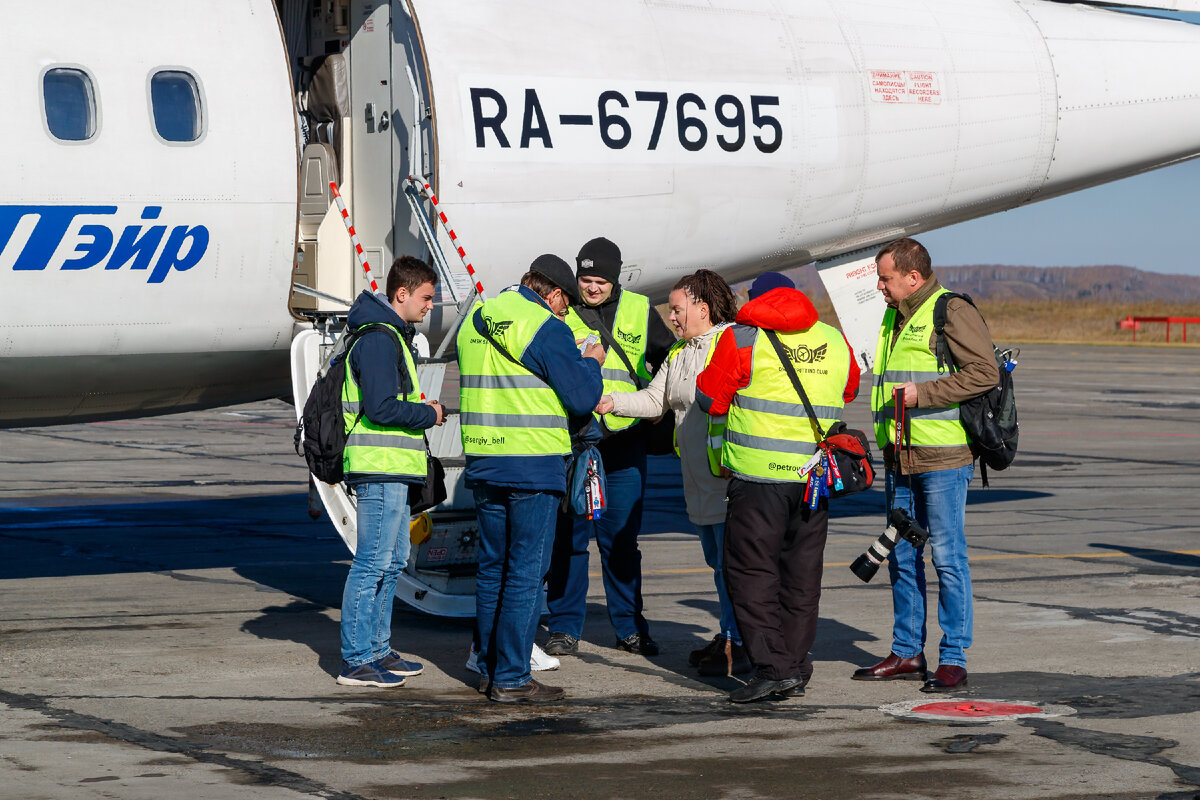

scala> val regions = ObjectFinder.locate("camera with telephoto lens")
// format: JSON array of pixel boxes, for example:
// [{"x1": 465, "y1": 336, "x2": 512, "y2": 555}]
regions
[{"x1": 849, "y1": 508, "x2": 930, "y2": 583}]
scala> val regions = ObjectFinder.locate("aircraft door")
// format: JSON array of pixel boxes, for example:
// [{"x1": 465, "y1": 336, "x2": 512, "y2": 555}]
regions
[
  {"x1": 343, "y1": 2, "x2": 396, "y2": 297},
  {"x1": 390, "y1": 1, "x2": 435, "y2": 274}
]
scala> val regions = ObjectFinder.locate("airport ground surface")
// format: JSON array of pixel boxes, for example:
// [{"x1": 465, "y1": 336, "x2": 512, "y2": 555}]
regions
[{"x1": 1, "y1": 343, "x2": 1198, "y2": 800}]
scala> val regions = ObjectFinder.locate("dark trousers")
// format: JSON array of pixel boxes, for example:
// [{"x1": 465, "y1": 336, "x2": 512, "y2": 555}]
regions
[
  {"x1": 723, "y1": 477, "x2": 828, "y2": 682},
  {"x1": 546, "y1": 461, "x2": 648, "y2": 640}
]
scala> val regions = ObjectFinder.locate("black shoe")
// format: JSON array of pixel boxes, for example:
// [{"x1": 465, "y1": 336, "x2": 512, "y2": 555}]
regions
[
  {"x1": 778, "y1": 678, "x2": 808, "y2": 698},
  {"x1": 689, "y1": 634, "x2": 726, "y2": 667},
  {"x1": 697, "y1": 639, "x2": 753, "y2": 677},
  {"x1": 616, "y1": 632, "x2": 659, "y2": 656},
  {"x1": 729, "y1": 675, "x2": 801, "y2": 703},
  {"x1": 543, "y1": 632, "x2": 579, "y2": 656},
  {"x1": 488, "y1": 679, "x2": 566, "y2": 704}
]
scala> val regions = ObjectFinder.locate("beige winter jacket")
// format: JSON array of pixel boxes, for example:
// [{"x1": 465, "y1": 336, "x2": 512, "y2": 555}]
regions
[{"x1": 609, "y1": 324, "x2": 730, "y2": 525}]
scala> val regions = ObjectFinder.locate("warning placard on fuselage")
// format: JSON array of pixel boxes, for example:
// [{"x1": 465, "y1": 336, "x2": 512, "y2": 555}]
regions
[{"x1": 868, "y1": 70, "x2": 942, "y2": 105}]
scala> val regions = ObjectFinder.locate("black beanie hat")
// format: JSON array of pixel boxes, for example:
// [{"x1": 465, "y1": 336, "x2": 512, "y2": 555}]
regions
[
  {"x1": 529, "y1": 254, "x2": 580, "y2": 304},
  {"x1": 575, "y1": 237, "x2": 622, "y2": 285}
]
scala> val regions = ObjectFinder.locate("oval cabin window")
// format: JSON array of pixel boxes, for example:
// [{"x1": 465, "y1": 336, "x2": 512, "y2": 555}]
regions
[
  {"x1": 43, "y1": 68, "x2": 97, "y2": 142},
  {"x1": 150, "y1": 70, "x2": 204, "y2": 143}
]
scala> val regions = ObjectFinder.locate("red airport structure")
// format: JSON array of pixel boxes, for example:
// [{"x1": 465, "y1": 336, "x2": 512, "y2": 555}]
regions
[{"x1": 1118, "y1": 316, "x2": 1200, "y2": 343}]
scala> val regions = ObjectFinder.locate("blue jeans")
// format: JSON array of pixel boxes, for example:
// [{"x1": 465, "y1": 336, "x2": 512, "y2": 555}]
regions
[
  {"x1": 341, "y1": 481, "x2": 411, "y2": 667},
  {"x1": 885, "y1": 464, "x2": 974, "y2": 668},
  {"x1": 473, "y1": 485, "x2": 558, "y2": 689},
  {"x1": 695, "y1": 522, "x2": 740, "y2": 642},
  {"x1": 546, "y1": 462, "x2": 647, "y2": 640}
]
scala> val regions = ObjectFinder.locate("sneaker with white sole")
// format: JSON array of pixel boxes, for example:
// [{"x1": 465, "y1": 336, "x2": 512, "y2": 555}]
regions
[
  {"x1": 379, "y1": 650, "x2": 424, "y2": 677},
  {"x1": 466, "y1": 644, "x2": 561, "y2": 674},
  {"x1": 531, "y1": 643, "x2": 561, "y2": 671},
  {"x1": 336, "y1": 659, "x2": 406, "y2": 688}
]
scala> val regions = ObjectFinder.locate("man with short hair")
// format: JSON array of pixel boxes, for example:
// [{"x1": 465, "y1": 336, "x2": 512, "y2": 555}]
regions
[
  {"x1": 696, "y1": 284, "x2": 859, "y2": 702},
  {"x1": 337, "y1": 256, "x2": 445, "y2": 688},
  {"x1": 545, "y1": 237, "x2": 675, "y2": 658},
  {"x1": 853, "y1": 237, "x2": 998, "y2": 692},
  {"x1": 458, "y1": 255, "x2": 605, "y2": 703}
]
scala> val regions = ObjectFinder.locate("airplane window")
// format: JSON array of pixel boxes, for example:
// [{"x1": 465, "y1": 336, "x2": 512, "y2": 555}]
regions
[
  {"x1": 150, "y1": 71, "x2": 203, "y2": 143},
  {"x1": 43, "y1": 68, "x2": 97, "y2": 142}
]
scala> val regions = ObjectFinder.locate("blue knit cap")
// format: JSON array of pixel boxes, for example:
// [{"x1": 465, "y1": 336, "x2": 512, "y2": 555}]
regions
[{"x1": 748, "y1": 271, "x2": 795, "y2": 300}]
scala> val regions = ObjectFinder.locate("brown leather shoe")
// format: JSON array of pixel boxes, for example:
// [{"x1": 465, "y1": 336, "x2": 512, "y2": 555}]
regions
[
  {"x1": 488, "y1": 678, "x2": 565, "y2": 704},
  {"x1": 851, "y1": 653, "x2": 927, "y2": 681},
  {"x1": 920, "y1": 665, "x2": 968, "y2": 693}
]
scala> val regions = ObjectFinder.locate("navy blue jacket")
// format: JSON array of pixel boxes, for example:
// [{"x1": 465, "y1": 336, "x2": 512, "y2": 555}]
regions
[
  {"x1": 344, "y1": 290, "x2": 437, "y2": 487},
  {"x1": 464, "y1": 285, "x2": 604, "y2": 493}
]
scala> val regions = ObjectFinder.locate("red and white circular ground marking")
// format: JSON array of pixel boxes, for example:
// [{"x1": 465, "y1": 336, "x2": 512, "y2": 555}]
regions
[{"x1": 881, "y1": 699, "x2": 1076, "y2": 722}]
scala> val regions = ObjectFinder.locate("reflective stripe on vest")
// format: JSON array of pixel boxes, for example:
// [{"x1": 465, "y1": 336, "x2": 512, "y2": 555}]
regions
[
  {"x1": 723, "y1": 322, "x2": 849, "y2": 482},
  {"x1": 870, "y1": 287, "x2": 969, "y2": 449},
  {"x1": 564, "y1": 291, "x2": 652, "y2": 433},
  {"x1": 456, "y1": 289, "x2": 571, "y2": 457},
  {"x1": 665, "y1": 332, "x2": 726, "y2": 477},
  {"x1": 341, "y1": 325, "x2": 426, "y2": 479}
]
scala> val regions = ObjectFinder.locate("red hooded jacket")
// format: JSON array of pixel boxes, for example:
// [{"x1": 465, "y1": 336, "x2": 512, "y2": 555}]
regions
[{"x1": 695, "y1": 288, "x2": 859, "y2": 417}]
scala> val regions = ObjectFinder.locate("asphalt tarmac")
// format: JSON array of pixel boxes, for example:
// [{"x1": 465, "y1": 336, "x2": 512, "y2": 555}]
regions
[{"x1": 1, "y1": 343, "x2": 1198, "y2": 800}]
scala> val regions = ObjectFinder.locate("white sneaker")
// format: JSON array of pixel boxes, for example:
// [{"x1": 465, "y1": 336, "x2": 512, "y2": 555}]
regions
[
  {"x1": 530, "y1": 643, "x2": 560, "y2": 672},
  {"x1": 465, "y1": 644, "x2": 560, "y2": 673}
]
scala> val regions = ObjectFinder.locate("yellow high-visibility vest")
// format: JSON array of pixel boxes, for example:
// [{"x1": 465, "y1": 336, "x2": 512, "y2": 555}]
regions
[
  {"x1": 723, "y1": 322, "x2": 849, "y2": 482},
  {"x1": 564, "y1": 291, "x2": 652, "y2": 433},
  {"x1": 457, "y1": 289, "x2": 571, "y2": 457},
  {"x1": 871, "y1": 287, "x2": 970, "y2": 450},
  {"x1": 341, "y1": 325, "x2": 426, "y2": 479}
]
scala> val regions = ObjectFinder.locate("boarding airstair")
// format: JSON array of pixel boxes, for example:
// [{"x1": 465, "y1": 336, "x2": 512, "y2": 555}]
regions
[{"x1": 289, "y1": 176, "x2": 484, "y2": 617}]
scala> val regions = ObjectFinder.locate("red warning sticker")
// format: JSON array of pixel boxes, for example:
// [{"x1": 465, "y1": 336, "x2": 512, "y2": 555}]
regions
[{"x1": 869, "y1": 70, "x2": 942, "y2": 105}]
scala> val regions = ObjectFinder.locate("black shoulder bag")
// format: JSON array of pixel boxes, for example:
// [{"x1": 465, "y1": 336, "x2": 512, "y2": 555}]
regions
[
  {"x1": 576, "y1": 306, "x2": 676, "y2": 455},
  {"x1": 932, "y1": 292, "x2": 1018, "y2": 487},
  {"x1": 763, "y1": 330, "x2": 873, "y2": 497}
]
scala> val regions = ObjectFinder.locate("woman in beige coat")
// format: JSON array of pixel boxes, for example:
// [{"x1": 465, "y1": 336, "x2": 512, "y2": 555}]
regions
[{"x1": 596, "y1": 270, "x2": 748, "y2": 676}]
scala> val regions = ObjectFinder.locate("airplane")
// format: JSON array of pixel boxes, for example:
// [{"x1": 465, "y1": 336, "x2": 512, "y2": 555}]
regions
[{"x1": 4, "y1": 0, "x2": 1200, "y2": 614}]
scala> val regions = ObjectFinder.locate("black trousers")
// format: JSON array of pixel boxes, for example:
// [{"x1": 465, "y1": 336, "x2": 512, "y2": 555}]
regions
[{"x1": 723, "y1": 477, "x2": 828, "y2": 682}]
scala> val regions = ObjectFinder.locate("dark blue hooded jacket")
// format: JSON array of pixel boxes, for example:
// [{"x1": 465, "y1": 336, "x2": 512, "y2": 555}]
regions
[
  {"x1": 344, "y1": 290, "x2": 437, "y2": 487},
  {"x1": 464, "y1": 285, "x2": 604, "y2": 494}
]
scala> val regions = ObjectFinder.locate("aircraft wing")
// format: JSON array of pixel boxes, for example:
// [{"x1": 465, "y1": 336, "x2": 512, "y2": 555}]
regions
[{"x1": 1043, "y1": 0, "x2": 1200, "y2": 12}]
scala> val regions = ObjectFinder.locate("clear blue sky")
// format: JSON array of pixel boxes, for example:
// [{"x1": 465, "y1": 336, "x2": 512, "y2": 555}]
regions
[{"x1": 922, "y1": 9, "x2": 1200, "y2": 277}]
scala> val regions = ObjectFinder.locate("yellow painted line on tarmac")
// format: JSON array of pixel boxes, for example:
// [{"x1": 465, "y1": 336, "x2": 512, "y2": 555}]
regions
[{"x1": 607, "y1": 548, "x2": 1200, "y2": 577}]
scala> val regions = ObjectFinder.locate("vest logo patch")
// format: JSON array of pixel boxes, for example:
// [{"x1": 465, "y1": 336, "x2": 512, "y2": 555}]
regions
[
  {"x1": 787, "y1": 342, "x2": 827, "y2": 364},
  {"x1": 902, "y1": 323, "x2": 927, "y2": 342},
  {"x1": 483, "y1": 316, "x2": 514, "y2": 340},
  {"x1": 616, "y1": 328, "x2": 642, "y2": 345}
]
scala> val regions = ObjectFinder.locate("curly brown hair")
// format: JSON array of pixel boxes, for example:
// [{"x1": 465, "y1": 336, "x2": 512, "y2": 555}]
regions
[{"x1": 672, "y1": 269, "x2": 736, "y2": 325}]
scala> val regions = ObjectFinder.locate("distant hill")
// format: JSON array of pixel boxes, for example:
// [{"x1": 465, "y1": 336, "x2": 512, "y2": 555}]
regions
[
  {"x1": 937, "y1": 265, "x2": 1200, "y2": 303},
  {"x1": 768, "y1": 264, "x2": 1200, "y2": 305}
]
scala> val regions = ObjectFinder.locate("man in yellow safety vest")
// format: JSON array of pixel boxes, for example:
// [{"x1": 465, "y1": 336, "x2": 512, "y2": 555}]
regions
[
  {"x1": 457, "y1": 255, "x2": 605, "y2": 703},
  {"x1": 543, "y1": 237, "x2": 676, "y2": 659},
  {"x1": 336, "y1": 256, "x2": 445, "y2": 688},
  {"x1": 853, "y1": 237, "x2": 998, "y2": 692}
]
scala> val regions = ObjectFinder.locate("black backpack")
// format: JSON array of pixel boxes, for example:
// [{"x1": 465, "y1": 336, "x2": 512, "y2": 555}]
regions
[
  {"x1": 294, "y1": 323, "x2": 402, "y2": 484},
  {"x1": 932, "y1": 293, "x2": 1018, "y2": 487}
]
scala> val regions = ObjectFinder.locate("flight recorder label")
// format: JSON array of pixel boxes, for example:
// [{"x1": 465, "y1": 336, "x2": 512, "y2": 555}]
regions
[{"x1": 868, "y1": 70, "x2": 942, "y2": 105}]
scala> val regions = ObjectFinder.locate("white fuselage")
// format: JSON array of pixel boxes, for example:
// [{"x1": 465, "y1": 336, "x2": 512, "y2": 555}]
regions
[{"x1": 3, "y1": 0, "x2": 1199, "y2": 426}]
